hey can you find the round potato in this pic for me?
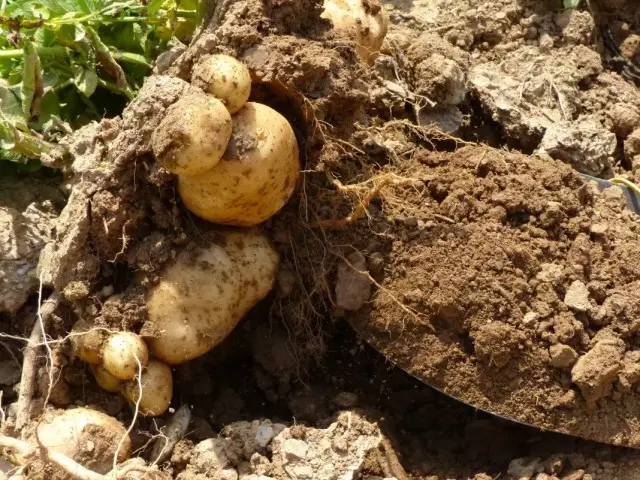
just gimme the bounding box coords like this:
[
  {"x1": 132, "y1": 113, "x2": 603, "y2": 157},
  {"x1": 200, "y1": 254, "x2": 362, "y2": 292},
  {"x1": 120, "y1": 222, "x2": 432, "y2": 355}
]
[
  {"x1": 152, "y1": 89, "x2": 233, "y2": 176},
  {"x1": 92, "y1": 364, "x2": 122, "y2": 393},
  {"x1": 102, "y1": 332, "x2": 149, "y2": 380},
  {"x1": 35, "y1": 407, "x2": 131, "y2": 476},
  {"x1": 70, "y1": 319, "x2": 106, "y2": 365},
  {"x1": 322, "y1": 0, "x2": 389, "y2": 64},
  {"x1": 121, "y1": 359, "x2": 173, "y2": 416},
  {"x1": 178, "y1": 102, "x2": 299, "y2": 226},
  {"x1": 192, "y1": 54, "x2": 252, "y2": 114},
  {"x1": 145, "y1": 230, "x2": 279, "y2": 364}
]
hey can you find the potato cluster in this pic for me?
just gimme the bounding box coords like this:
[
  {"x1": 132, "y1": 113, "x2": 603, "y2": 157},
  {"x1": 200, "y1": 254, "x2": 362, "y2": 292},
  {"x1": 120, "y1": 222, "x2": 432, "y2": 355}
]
[
  {"x1": 72, "y1": 57, "x2": 288, "y2": 416},
  {"x1": 152, "y1": 54, "x2": 300, "y2": 226}
]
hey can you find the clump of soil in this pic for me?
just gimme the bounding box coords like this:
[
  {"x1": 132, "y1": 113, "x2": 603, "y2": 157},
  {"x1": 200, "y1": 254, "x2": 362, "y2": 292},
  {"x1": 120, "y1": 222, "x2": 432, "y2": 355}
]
[{"x1": 344, "y1": 145, "x2": 640, "y2": 446}]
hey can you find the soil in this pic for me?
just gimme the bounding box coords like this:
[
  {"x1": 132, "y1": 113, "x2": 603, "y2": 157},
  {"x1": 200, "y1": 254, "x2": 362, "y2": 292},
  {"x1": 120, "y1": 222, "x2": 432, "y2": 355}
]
[{"x1": 4, "y1": 0, "x2": 640, "y2": 479}]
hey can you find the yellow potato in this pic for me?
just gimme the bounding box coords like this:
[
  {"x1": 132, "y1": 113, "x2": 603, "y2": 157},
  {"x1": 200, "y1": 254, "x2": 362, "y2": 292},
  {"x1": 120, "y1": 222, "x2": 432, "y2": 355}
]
[
  {"x1": 70, "y1": 319, "x2": 106, "y2": 365},
  {"x1": 121, "y1": 359, "x2": 173, "y2": 416},
  {"x1": 92, "y1": 364, "x2": 122, "y2": 393},
  {"x1": 145, "y1": 230, "x2": 279, "y2": 364},
  {"x1": 35, "y1": 408, "x2": 130, "y2": 476},
  {"x1": 152, "y1": 89, "x2": 233, "y2": 176},
  {"x1": 178, "y1": 102, "x2": 299, "y2": 226},
  {"x1": 102, "y1": 331, "x2": 149, "y2": 380},
  {"x1": 192, "y1": 54, "x2": 252, "y2": 114},
  {"x1": 322, "y1": 0, "x2": 389, "y2": 64}
]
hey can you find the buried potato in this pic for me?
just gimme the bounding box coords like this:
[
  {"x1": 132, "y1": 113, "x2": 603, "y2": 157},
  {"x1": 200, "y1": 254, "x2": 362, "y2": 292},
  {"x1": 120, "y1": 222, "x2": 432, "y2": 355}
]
[
  {"x1": 191, "y1": 54, "x2": 252, "y2": 114},
  {"x1": 178, "y1": 102, "x2": 300, "y2": 226},
  {"x1": 121, "y1": 359, "x2": 173, "y2": 416},
  {"x1": 144, "y1": 229, "x2": 279, "y2": 365}
]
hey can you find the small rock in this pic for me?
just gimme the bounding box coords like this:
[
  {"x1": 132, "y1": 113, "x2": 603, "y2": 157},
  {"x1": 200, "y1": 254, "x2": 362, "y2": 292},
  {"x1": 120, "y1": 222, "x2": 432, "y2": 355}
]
[
  {"x1": 255, "y1": 425, "x2": 275, "y2": 449},
  {"x1": 561, "y1": 470, "x2": 585, "y2": 480},
  {"x1": 283, "y1": 438, "x2": 308, "y2": 461},
  {"x1": 335, "y1": 252, "x2": 372, "y2": 311},
  {"x1": 549, "y1": 344, "x2": 579, "y2": 369},
  {"x1": 522, "y1": 312, "x2": 539, "y2": 327},
  {"x1": 508, "y1": 457, "x2": 541, "y2": 480},
  {"x1": 564, "y1": 281, "x2": 591, "y2": 312},
  {"x1": 571, "y1": 338, "x2": 624, "y2": 404}
]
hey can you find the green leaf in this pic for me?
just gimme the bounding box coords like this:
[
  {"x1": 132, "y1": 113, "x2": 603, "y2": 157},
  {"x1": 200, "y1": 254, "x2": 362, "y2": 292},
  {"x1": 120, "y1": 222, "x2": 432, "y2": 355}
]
[
  {"x1": 1, "y1": 84, "x2": 28, "y2": 129},
  {"x1": 563, "y1": 0, "x2": 580, "y2": 8},
  {"x1": 72, "y1": 64, "x2": 98, "y2": 96}
]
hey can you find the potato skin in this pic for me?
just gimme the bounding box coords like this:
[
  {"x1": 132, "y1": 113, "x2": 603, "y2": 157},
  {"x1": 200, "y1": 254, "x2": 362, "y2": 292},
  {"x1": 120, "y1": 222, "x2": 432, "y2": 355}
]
[
  {"x1": 192, "y1": 54, "x2": 252, "y2": 114},
  {"x1": 322, "y1": 0, "x2": 389, "y2": 64},
  {"x1": 36, "y1": 407, "x2": 131, "y2": 476},
  {"x1": 92, "y1": 364, "x2": 122, "y2": 393},
  {"x1": 121, "y1": 359, "x2": 173, "y2": 416},
  {"x1": 146, "y1": 230, "x2": 279, "y2": 364},
  {"x1": 178, "y1": 102, "x2": 299, "y2": 226},
  {"x1": 152, "y1": 89, "x2": 233, "y2": 176},
  {"x1": 70, "y1": 319, "x2": 105, "y2": 365},
  {"x1": 102, "y1": 332, "x2": 149, "y2": 380}
]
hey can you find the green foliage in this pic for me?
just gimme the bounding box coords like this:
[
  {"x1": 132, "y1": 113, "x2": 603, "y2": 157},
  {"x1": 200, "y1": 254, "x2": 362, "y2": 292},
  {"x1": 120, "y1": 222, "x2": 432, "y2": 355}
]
[
  {"x1": 563, "y1": 0, "x2": 581, "y2": 8},
  {"x1": 0, "y1": 0, "x2": 198, "y2": 165}
]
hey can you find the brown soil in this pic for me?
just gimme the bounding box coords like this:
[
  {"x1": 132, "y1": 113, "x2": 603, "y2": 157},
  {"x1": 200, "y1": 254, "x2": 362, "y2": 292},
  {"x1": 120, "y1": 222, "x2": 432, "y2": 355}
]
[{"x1": 4, "y1": 0, "x2": 640, "y2": 478}]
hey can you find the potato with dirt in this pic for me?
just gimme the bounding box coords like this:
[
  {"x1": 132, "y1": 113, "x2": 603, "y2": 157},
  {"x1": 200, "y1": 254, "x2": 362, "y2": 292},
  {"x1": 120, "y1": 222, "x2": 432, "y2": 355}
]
[
  {"x1": 121, "y1": 359, "x2": 173, "y2": 416},
  {"x1": 102, "y1": 331, "x2": 150, "y2": 380},
  {"x1": 144, "y1": 229, "x2": 279, "y2": 364},
  {"x1": 151, "y1": 89, "x2": 233, "y2": 176},
  {"x1": 35, "y1": 407, "x2": 131, "y2": 478},
  {"x1": 178, "y1": 102, "x2": 300, "y2": 226},
  {"x1": 192, "y1": 54, "x2": 252, "y2": 114},
  {"x1": 322, "y1": 0, "x2": 389, "y2": 64}
]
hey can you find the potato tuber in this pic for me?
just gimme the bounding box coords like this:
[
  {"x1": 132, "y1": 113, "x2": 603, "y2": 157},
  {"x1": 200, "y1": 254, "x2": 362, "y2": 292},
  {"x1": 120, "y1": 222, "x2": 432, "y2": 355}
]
[
  {"x1": 121, "y1": 359, "x2": 173, "y2": 416},
  {"x1": 152, "y1": 89, "x2": 233, "y2": 176},
  {"x1": 322, "y1": 0, "x2": 389, "y2": 64},
  {"x1": 102, "y1": 331, "x2": 149, "y2": 380},
  {"x1": 178, "y1": 102, "x2": 300, "y2": 226},
  {"x1": 145, "y1": 230, "x2": 279, "y2": 364},
  {"x1": 192, "y1": 54, "x2": 252, "y2": 114},
  {"x1": 70, "y1": 319, "x2": 105, "y2": 365}
]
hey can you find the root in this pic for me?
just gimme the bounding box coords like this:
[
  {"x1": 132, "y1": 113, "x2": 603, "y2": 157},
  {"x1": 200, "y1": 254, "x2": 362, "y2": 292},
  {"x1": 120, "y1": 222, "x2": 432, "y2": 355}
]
[
  {"x1": 14, "y1": 289, "x2": 61, "y2": 432},
  {"x1": 311, "y1": 172, "x2": 422, "y2": 230},
  {"x1": 0, "y1": 434, "x2": 163, "y2": 480},
  {"x1": 149, "y1": 405, "x2": 191, "y2": 464}
]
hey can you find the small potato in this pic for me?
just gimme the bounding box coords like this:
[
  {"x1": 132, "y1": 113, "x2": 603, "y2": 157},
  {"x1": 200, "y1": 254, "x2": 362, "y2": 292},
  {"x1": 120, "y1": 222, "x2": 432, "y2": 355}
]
[
  {"x1": 92, "y1": 364, "x2": 122, "y2": 393},
  {"x1": 192, "y1": 54, "x2": 252, "y2": 114},
  {"x1": 121, "y1": 359, "x2": 173, "y2": 416},
  {"x1": 145, "y1": 230, "x2": 279, "y2": 364},
  {"x1": 36, "y1": 407, "x2": 131, "y2": 477},
  {"x1": 152, "y1": 89, "x2": 233, "y2": 176},
  {"x1": 70, "y1": 319, "x2": 105, "y2": 365},
  {"x1": 322, "y1": 0, "x2": 389, "y2": 64},
  {"x1": 178, "y1": 102, "x2": 299, "y2": 226},
  {"x1": 102, "y1": 332, "x2": 149, "y2": 380}
]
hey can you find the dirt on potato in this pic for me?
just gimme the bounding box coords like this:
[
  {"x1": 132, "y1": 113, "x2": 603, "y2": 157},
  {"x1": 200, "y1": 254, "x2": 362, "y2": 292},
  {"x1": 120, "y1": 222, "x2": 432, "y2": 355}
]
[{"x1": 5, "y1": 0, "x2": 640, "y2": 479}]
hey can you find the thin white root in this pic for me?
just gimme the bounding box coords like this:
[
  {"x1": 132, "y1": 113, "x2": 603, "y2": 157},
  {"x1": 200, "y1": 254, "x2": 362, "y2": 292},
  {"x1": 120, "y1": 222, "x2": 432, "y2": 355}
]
[
  {"x1": 0, "y1": 434, "x2": 163, "y2": 480},
  {"x1": 0, "y1": 434, "x2": 103, "y2": 480},
  {"x1": 149, "y1": 405, "x2": 191, "y2": 464},
  {"x1": 14, "y1": 291, "x2": 61, "y2": 431}
]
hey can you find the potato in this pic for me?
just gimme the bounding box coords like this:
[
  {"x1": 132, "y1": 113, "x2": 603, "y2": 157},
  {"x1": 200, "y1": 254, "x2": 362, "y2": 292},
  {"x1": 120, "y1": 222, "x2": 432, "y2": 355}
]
[
  {"x1": 102, "y1": 331, "x2": 149, "y2": 380},
  {"x1": 322, "y1": 0, "x2": 389, "y2": 64},
  {"x1": 35, "y1": 407, "x2": 130, "y2": 476},
  {"x1": 70, "y1": 319, "x2": 106, "y2": 365},
  {"x1": 92, "y1": 364, "x2": 122, "y2": 393},
  {"x1": 145, "y1": 230, "x2": 279, "y2": 364},
  {"x1": 178, "y1": 102, "x2": 299, "y2": 226},
  {"x1": 152, "y1": 89, "x2": 233, "y2": 176},
  {"x1": 121, "y1": 359, "x2": 173, "y2": 416},
  {"x1": 192, "y1": 54, "x2": 252, "y2": 114}
]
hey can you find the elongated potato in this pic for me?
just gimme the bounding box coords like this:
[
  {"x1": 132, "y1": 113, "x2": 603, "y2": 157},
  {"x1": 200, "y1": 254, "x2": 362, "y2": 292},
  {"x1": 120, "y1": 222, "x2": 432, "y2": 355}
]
[
  {"x1": 178, "y1": 102, "x2": 299, "y2": 226},
  {"x1": 121, "y1": 359, "x2": 173, "y2": 416},
  {"x1": 145, "y1": 230, "x2": 279, "y2": 364},
  {"x1": 192, "y1": 54, "x2": 252, "y2": 114},
  {"x1": 36, "y1": 408, "x2": 131, "y2": 476},
  {"x1": 322, "y1": 0, "x2": 389, "y2": 64},
  {"x1": 102, "y1": 331, "x2": 149, "y2": 380},
  {"x1": 152, "y1": 89, "x2": 233, "y2": 176}
]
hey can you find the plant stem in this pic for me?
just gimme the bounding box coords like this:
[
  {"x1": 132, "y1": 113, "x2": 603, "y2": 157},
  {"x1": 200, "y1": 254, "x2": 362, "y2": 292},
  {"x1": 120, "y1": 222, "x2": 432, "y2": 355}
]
[{"x1": 0, "y1": 46, "x2": 67, "y2": 60}]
